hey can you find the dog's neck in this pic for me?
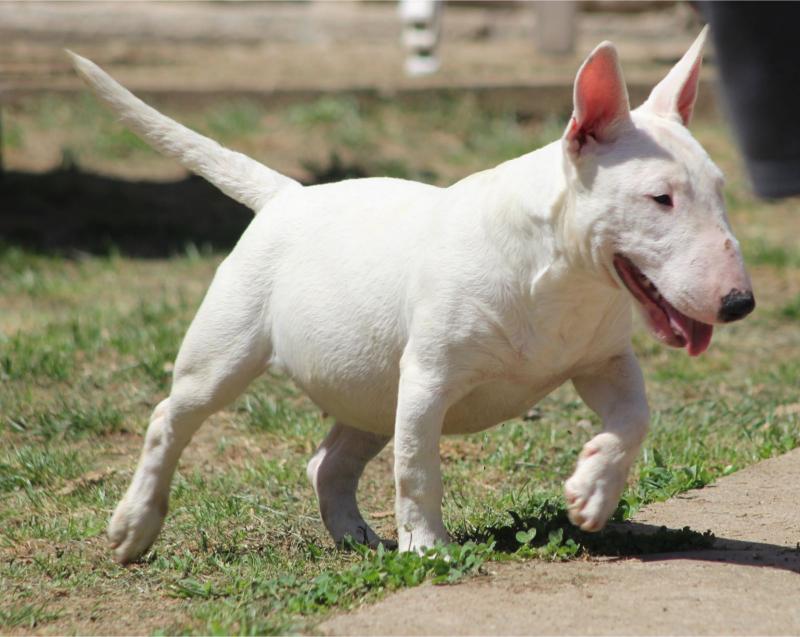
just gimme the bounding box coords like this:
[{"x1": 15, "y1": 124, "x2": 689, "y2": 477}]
[
  {"x1": 468, "y1": 139, "x2": 621, "y2": 294},
  {"x1": 445, "y1": 140, "x2": 633, "y2": 357}
]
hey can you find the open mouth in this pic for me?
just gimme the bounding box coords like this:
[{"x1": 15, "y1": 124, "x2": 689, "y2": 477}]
[{"x1": 613, "y1": 254, "x2": 713, "y2": 356}]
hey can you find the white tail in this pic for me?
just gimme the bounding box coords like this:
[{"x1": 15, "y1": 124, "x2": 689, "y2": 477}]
[{"x1": 67, "y1": 51, "x2": 299, "y2": 213}]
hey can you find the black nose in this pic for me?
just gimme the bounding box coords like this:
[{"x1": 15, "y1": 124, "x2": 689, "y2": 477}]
[{"x1": 718, "y1": 289, "x2": 755, "y2": 322}]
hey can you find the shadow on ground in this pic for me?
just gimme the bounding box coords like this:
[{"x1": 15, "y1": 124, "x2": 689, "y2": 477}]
[
  {"x1": 1, "y1": 169, "x2": 252, "y2": 257},
  {"x1": 0, "y1": 155, "x2": 388, "y2": 256},
  {"x1": 454, "y1": 501, "x2": 800, "y2": 574},
  {"x1": 605, "y1": 521, "x2": 800, "y2": 573}
]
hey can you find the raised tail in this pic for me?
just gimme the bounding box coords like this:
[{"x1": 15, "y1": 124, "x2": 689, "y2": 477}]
[{"x1": 67, "y1": 51, "x2": 299, "y2": 213}]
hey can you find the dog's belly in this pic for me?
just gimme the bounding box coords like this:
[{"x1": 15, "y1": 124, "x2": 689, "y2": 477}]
[
  {"x1": 442, "y1": 379, "x2": 561, "y2": 434},
  {"x1": 288, "y1": 367, "x2": 561, "y2": 437}
]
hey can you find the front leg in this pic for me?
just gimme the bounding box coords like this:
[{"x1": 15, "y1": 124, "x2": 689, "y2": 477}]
[
  {"x1": 393, "y1": 362, "x2": 454, "y2": 553},
  {"x1": 566, "y1": 349, "x2": 650, "y2": 532}
]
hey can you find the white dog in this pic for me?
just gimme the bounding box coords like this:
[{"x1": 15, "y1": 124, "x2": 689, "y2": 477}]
[{"x1": 68, "y1": 26, "x2": 754, "y2": 564}]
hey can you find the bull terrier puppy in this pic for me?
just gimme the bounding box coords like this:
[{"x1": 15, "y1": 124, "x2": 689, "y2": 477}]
[{"x1": 68, "y1": 26, "x2": 754, "y2": 563}]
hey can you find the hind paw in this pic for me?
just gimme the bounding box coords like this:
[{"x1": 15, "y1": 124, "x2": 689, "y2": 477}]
[{"x1": 108, "y1": 495, "x2": 166, "y2": 564}]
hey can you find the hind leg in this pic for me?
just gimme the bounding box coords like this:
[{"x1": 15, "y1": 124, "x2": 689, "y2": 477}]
[
  {"x1": 306, "y1": 422, "x2": 390, "y2": 547},
  {"x1": 109, "y1": 257, "x2": 271, "y2": 563}
]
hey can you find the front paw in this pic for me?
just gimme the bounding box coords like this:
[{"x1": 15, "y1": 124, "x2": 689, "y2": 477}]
[{"x1": 564, "y1": 433, "x2": 631, "y2": 532}]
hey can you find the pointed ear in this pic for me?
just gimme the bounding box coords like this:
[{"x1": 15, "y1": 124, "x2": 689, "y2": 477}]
[
  {"x1": 564, "y1": 41, "x2": 632, "y2": 158},
  {"x1": 641, "y1": 26, "x2": 708, "y2": 126}
]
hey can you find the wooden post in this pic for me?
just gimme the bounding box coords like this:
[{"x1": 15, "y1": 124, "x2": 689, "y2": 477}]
[{"x1": 536, "y1": 1, "x2": 577, "y2": 55}]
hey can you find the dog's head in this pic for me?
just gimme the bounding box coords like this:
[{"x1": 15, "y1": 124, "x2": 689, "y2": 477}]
[{"x1": 562, "y1": 27, "x2": 753, "y2": 356}]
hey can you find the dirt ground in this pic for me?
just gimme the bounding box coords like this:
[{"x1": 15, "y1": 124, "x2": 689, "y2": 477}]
[{"x1": 321, "y1": 447, "x2": 800, "y2": 635}]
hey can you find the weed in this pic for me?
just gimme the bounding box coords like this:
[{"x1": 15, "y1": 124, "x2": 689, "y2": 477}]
[
  {"x1": 93, "y1": 126, "x2": 152, "y2": 158},
  {"x1": 742, "y1": 237, "x2": 800, "y2": 269},
  {"x1": 0, "y1": 604, "x2": 61, "y2": 629},
  {"x1": 2, "y1": 118, "x2": 24, "y2": 150},
  {"x1": 465, "y1": 113, "x2": 535, "y2": 162},
  {"x1": 0, "y1": 445, "x2": 84, "y2": 492},
  {"x1": 239, "y1": 393, "x2": 320, "y2": 439},
  {"x1": 515, "y1": 527, "x2": 581, "y2": 561},
  {"x1": 778, "y1": 293, "x2": 800, "y2": 320},
  {"x1": 1, "y1": 330, "x2": 76, "y2": 381},
  {"x1": 168, "y1": 540, "x2": 493, "y2": 634},
  {"x1": 287, "y1": 97, "x2": 372, "y2": 151},
  {"x1": 7, "y1": 400, "x2": 124, "y2": 440},
  {"x1": 287, "y1": 97, "x2": 361, "y2": 127},
  {"x1": 453, "y1": 494, "x2": 713, "y2": 559},
  {"x1": 206, "y1": 101, "x2": 263, "y2": 141}
]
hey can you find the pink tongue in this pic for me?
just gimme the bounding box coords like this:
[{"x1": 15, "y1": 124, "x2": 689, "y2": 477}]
[{"x1": 665, "y1": 305, "x2": 713, "y2": 356}]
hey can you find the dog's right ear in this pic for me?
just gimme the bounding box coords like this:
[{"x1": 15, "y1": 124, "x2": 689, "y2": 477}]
[{"x1": 564, "y1": 41, "x2": 632, "y2": 159}]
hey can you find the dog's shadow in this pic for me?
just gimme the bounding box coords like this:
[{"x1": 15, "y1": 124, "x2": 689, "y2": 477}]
[
  {"x1": 597, "y1": 521, "x2": 800, "y2": 573},
  {"x1": 453, "y1": 508, "x2": 800, "y2": 574}
]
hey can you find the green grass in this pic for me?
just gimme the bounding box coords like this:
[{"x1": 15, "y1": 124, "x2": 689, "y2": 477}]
[
  {"x1": 742, "y1": 237, "x2": 800, "y2": 269},
  {"x1": 4, "y1": 93, "x2": 568, "y2": 186},
  {"x1": 0, "y1": 445, "x2": 85, "y2": 493},
  {"x1": 2, "y1": 98, "x2": 800, "y2": 634},
  {"x1": 206, "y1": 101, "x2": 264, "y2": 141},
  {"x1": 163, "y1": 540, "x2": 493, "y2": 634},
  {"x1": 777, "y1": 293, "x2": 800, "y2": 320},
  {"x1": 7, "y1": 399, "x2": 125, "y2": 441},
  {"x1": 3, "y1": 119, "x2": 25, "y2": 150},
  {"x1": 0, "y1": 604, "x2": 62, "y2": 630}
]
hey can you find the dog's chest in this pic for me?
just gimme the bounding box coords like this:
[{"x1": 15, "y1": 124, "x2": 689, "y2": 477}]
[{"x1": 441, "y1": 299, "x2": 630, "y2": 434}]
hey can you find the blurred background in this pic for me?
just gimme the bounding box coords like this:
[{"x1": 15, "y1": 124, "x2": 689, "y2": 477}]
[{"x1": 0, "y1": 0, "x2": 713, "y2": 255}]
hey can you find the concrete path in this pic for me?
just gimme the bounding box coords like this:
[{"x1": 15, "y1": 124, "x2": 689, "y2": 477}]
[{"x1": 321, "y1": 448, "x2": 800, "y2": 635}]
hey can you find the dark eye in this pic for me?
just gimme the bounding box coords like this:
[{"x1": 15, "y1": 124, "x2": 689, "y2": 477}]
[{"x1": 651, "y1": 194, "x2": 673, "y2": 207}]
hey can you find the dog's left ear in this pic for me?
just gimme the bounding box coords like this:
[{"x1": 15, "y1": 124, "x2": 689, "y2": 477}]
[
  {"x1": 640, "y1": 26, "x2": 708, "y2": 126},
  {"x1": 564, "y1": 41, "x2": 632, "y2": 159}
]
